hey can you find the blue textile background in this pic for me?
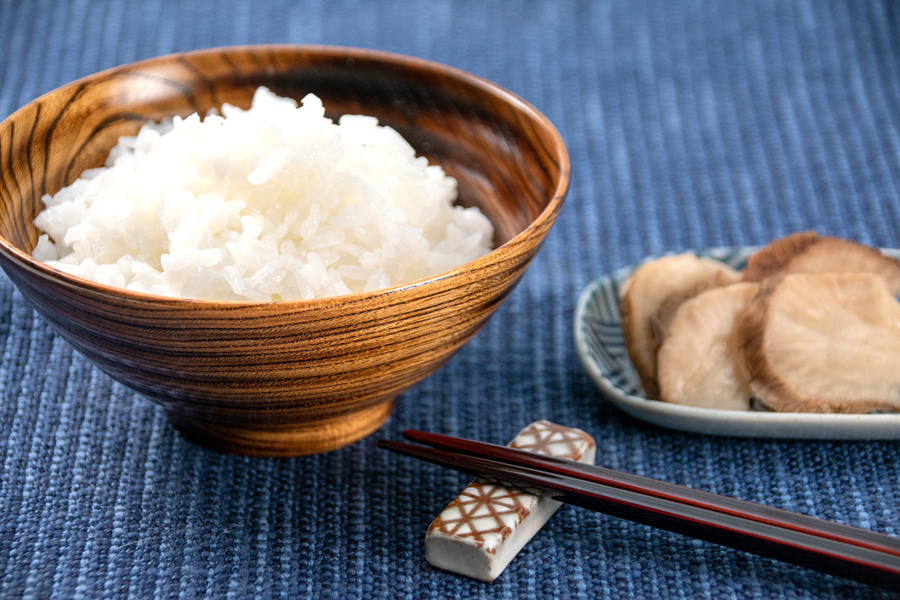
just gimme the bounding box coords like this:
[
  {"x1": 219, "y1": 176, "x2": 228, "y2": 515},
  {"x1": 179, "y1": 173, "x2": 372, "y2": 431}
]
[{"x1": 1, "y1": 1, "x2": 899, "y2": 598}]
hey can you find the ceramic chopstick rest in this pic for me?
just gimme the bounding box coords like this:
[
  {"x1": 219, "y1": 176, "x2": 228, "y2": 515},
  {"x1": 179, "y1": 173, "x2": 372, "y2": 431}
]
[{"x1": 424, "y1": 420, "x2": 597, "y2": 581}]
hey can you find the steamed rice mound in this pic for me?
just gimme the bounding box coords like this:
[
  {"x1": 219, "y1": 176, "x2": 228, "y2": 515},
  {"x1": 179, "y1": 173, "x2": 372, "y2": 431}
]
[{"x1": 32, "y1": 87, "x2": 494, "y2": 301}]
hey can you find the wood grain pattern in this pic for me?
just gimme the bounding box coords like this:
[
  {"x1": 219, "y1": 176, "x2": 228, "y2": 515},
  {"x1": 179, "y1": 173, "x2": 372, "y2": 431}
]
[{"x1": 0, "y1": 46, "x2": 569, "y2": 456}]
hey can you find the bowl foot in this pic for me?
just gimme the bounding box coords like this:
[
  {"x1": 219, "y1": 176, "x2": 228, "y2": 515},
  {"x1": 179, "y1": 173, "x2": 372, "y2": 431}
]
[{"x1": 165, "y1": 398, "x2": 395, "y2": 456}]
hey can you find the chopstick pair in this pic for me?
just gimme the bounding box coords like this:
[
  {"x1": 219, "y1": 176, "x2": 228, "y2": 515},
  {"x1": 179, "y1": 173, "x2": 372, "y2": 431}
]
[{"x1": 378, "y1": 431, "x2": 900, "y2": 592}]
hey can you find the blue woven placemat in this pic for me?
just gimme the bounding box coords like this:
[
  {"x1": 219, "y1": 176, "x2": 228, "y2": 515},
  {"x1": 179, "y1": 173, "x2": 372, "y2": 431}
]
[{"x1": 1, "y1": 1, "x2": 898, "y2": 598}]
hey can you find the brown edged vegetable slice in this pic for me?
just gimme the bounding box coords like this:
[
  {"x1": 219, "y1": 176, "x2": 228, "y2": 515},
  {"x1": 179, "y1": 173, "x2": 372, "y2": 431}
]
[
  {"x1": 620, "y1": 253, "x2": 739, "y2": 398},
  {"x1": 651, "y1": 277, "x2": 736, "y2": 346},
  {"x1": 742, "y1": 232, "x2": 900, "y2": 295},
  {"x1": 742, "y1": 272, "x2": 900, "y2": 413},
  {"x1": 657, "y1": 283, "x2": 758, "y2": 410},
  {"x1": 741, "y1": 231, "x2": 820, "y2": 280}
]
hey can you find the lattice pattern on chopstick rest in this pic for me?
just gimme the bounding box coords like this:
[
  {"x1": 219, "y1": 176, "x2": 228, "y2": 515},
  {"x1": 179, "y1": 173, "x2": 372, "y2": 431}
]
[{"x1": 425, "y1": 420, "x2": 596, "y2": 582}]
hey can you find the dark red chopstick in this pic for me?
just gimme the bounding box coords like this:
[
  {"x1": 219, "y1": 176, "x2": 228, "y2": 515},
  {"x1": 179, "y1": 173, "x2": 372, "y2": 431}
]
[{"x1": 378, "y1": 432, "x2": 900, "y2": 591}]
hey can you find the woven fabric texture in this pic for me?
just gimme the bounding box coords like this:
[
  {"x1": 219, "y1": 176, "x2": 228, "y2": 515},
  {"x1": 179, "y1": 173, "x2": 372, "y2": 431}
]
[{"x1": 1, "y1": 1, "x2": 899, "y2": 598}]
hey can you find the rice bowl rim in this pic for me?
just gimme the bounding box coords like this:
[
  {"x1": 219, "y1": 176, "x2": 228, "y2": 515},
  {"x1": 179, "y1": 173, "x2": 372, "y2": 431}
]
[{"x1": 0, "y1": 44, "x2": 571, "y2": 309}]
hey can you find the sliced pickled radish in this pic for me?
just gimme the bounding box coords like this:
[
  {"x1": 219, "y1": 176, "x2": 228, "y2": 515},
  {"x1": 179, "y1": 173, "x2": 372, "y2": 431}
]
[
  {"x1": 620, "y1": 253, "x2": 739, "y2": 398},
  {"x1": 742, "y1": 273, "x2": 900, "y2": 413},
  {"x1": 657, "y1": 283, "x2": 758, "y2": 410}
]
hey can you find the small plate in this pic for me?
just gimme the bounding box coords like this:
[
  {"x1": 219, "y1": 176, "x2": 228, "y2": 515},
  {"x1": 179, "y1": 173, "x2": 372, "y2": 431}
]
[{"x1": 574, "y1": 246, "x2": 900, "y2": 439}]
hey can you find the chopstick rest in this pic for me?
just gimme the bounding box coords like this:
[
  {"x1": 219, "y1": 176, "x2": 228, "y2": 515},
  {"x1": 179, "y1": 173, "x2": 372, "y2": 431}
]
[{"x1": 424, "y1": 420, "x2": 596, "y2": 582}]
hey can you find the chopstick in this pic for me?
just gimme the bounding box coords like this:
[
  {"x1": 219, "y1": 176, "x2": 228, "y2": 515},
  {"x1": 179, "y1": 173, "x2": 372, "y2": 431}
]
[{"x1": 378, "y1": 431, "x2": 900, "y2": 591}]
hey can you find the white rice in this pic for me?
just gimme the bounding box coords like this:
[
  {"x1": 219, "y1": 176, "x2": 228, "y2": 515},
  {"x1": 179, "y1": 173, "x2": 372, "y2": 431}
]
[{"x1": 32, "y1": 87, "x2": 494, "y2": 301}]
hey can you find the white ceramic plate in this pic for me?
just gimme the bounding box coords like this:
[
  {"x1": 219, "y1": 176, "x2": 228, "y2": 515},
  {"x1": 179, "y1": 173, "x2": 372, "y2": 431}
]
[{"x1": 574, "y1": 246, "x2": 900, "y2": 439}]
